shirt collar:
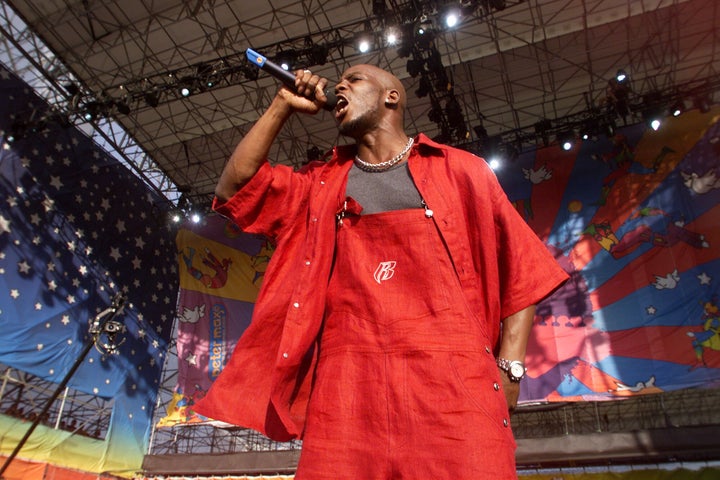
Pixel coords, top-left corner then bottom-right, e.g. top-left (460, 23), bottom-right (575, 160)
top-left (332, 133), bottom-right (443, 160)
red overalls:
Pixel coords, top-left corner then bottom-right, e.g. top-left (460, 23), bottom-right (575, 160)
top-left (296, 201), bottom-right (518, 479)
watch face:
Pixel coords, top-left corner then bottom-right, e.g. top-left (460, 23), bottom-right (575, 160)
top-left (510, 363), bottom-right (525, 378)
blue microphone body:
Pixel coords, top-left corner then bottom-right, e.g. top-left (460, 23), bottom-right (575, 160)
top-left (246, 48), bottom-right (337, 111)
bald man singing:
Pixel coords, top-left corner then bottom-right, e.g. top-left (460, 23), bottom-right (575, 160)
top-left (195, 64), bottom-right (568, 479)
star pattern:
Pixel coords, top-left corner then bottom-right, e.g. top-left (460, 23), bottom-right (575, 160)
top-left (0, 64), bottom-right (179, 450)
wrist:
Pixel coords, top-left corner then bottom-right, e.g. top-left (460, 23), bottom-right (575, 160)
top-left (497, 357), bottom-right (526, 382)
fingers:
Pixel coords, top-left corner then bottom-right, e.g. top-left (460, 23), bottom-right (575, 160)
top-left (294, 69), bottom-right (328, 101)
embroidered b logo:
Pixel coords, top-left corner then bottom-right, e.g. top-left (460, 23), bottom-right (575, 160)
top-left (374, 261), bottom-right (396, 284)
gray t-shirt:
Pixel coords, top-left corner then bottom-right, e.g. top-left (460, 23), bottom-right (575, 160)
top-left (345, 162), bottom-right (423, 214)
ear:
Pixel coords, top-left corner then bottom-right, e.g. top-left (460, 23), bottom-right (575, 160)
top-left (385, 89), bottom-right (400, 108)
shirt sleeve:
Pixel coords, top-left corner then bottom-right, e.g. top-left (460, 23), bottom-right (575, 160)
top-left (488, 170), bottom-right (569, 319)
top-left (212, 161), bottom-right (312, 241)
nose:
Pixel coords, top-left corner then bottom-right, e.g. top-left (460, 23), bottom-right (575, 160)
top-left (334, 80), bottom-right (348, 94)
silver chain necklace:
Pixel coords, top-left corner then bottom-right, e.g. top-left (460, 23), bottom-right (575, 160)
top-left (354, 137), bottom-right (414, 172)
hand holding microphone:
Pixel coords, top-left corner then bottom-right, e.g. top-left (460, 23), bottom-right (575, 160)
top-left (245, 48), bottom-right (337, 111)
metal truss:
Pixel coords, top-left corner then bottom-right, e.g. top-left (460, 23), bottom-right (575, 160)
top-left (0, 0), bottom-right (183, 205)
top-left (0, 363), bottom-right (113, 440)
top-left (147, 320), bottom-right (720, 457)
top-left (147, 321), bottom-right (301, 456)
top-left (4, 0), bottom-right (719, 207)
top-left (512, 387), bottom-right (720, 439)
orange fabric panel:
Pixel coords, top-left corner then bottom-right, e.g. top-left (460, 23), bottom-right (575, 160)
top-left (0, 456), bottom-right (47, 480)
top-left (0, 456), bottom-right (115, 480)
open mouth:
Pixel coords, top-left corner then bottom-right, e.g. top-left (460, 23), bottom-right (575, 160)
top-left (335, 95), bottom-right (349, 119)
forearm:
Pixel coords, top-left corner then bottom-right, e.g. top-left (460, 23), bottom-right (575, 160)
top-left (215, 96), bottom-right (293, 202)
top-left (498, 304), bottom-right (535, 361)
top-left (497, 304), bottom-right (536, 412)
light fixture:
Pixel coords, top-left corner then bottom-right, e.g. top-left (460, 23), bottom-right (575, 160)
top-left (642, 107), bottom-right (663, 131)
top-left (115, 100), bottom-right (131, 115)
top-left (473, 125), bottom-right (488, 141)
top-left (81, 101), bottom-right (101, 121)
top-left (616, 69), bottom-right (628, 83)
top-left (372, 0), bottom-right (386, 15)
top-left (144, 92), bottom-right (159, 108)
top-left (557, 130), bottom-right (575, 151)
top-left (307, 145), bottom-right (322, 161)
top-left (641, 92), bottom-right (663, 131)
top-left (579, 119), bottom-right (596, 140)
top-left (443, 9), bottom-right (460, 28)
top-left (308, 44), bottom-right (329, 65)
top-left (178, 77), bottom-right (195, 97)
top-left (534, 119), bottom-right (551, 147)
top-left (275, 49), bottom-right (298, 71)
top-left (386, 30), bottom-right (398, 46)
top-left (670, 100), bottom-right (684, 117)
top-left (357, 37), bottom-right (372, 53)
top-left (415, 76), bottom-right (431, 98)
top-left (406, 58), bottom-right (424, 77)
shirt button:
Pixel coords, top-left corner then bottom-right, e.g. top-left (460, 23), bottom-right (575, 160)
top-left (503, 418), bottom-right (509, 427)
top-left (493, 382), bottom-right (500, 391)
top-left (485, 346), bottom-right (491, 354)
top-left (320, 181), bottom-right (325, 185)
top-left (305, 260), bottom-right (311, 266)
top-left (312, 218), bottom-right (318, 223)
top-left (282, 352), bottom-right (289, 359)
top-left (293, 302), bottom-right (300, 308)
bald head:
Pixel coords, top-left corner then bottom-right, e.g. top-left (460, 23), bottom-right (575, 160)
top-left (340, 64), bottom-right (406, 111)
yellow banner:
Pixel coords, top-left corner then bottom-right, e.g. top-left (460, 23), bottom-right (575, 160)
top-left (176, 228), bottom-right (273, 302)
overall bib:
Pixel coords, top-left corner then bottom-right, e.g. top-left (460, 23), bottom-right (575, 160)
top-left (296, 205), bottom-right (517, 479)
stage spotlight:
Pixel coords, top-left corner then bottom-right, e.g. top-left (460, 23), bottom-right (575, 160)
top-left (308, 44), bottom-right (329, 65)
top-left (115, 100), bottom-right (131, 115)
top-left (307, 145), bottom-right (322, 161)
top-left (178, 77), bottom-right (196, 97)
top-left (415, 15), bottom-right (435, 47)
top-left (197, 63), bottom-right (219, 88)
top-left (483, 0), bottom-right (507, 11)
top-left (534, 119), bottom-right (551, 146)
top-left (276, 49), bottom-right (298, 71)
top-left (81, 101), bottom-right (102, 121)
top-left (616, 69), bottom-right (628, 83)
top-left (386, 30), bottom-right (398, 46)
top-left (190, 212), bottom-right (202, 224)
top-left (443, 9), bottom-right (460, 28)
top-left (557, 131), bottom-right (575, 151)
top-left (642, 107), bottom-right (663, 131)
top-left (63, 82), bottom-right (80, 97)
top-left (406, 58), bottom-right (424, 78)
top-left (473, 125), bottom-right (488, 140)
top-left (670, 100), bottom-right (685, 117)
top-left (415, 76), bottom-right (431, 98)
top-left (144, 92), bottom-right (160, 108)
top-left (479, 134), bottom-right (502, 159)
top-left (357, 36), bottom-right (372, 53)
top-left (579, 119), bottom-right (598, 140)
top-left (372, 0), bottom-right (386, 15)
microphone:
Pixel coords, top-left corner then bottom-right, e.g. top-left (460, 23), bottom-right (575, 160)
top-left (245, 48), bottom-right (337, 111)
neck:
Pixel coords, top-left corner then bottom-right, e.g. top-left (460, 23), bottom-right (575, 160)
top-left (355, 130), bottom-right (410, 166)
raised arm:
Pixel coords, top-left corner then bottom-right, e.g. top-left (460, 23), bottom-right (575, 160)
top-left (215, 71), bottom-right (330, 202)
